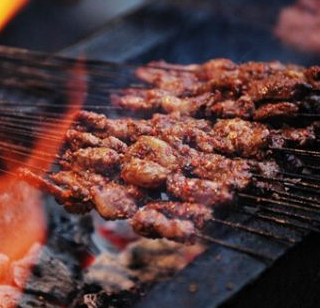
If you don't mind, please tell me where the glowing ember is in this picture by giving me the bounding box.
[0,0,30,33]
[0,59,86,302]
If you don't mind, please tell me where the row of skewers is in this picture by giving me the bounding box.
[1,54,319,259]
[19,109,319,246]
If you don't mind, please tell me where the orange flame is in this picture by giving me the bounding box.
[0,0,30,32]
[0,60,86,292]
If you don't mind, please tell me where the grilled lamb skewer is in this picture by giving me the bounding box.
[135,59,313,99]
[76,111,317,159]
[130,201,212,244]
[113,89,304,121]
[114,59,320,121]
[19,168,143,219]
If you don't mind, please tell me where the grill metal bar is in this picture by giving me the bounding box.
[209,217,296,243]
[198,233,274,262]
[239,193,320,217]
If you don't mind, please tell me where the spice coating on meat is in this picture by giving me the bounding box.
[247,73,311,101]
[121,158,170,188]
[135,61,203,95]
[77,110,152,141]
[91,182,138,220]
[123,136,179,170]
[146,202,212,228]
[62,147,120,174]
[209,95,255,119]
[167,173,234,206]
[254,102,299,120]
[130,208,197,244]
[271,124,316,148]
[208,118,270,158]
[186,152,252,190]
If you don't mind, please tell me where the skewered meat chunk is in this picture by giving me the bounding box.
[131,207,197,244]
[62,147,120,174]
[66,129,101,150]
[247,73,311,101]
[185,152,252,190]
[248,160,280,178]
[20,168,143,219]
[196,118,270,158]
[112,88,166,112]
[121,136,179,188]
[66,130,128,153]
[121,158,170,188]
[151,113,211,150]
[135,62,203,95]
[91,182,139,220]
[123,136,179,170]
[270,124,316,148]
[196,58,237,81]
[100,136,128,153]
[167,173,234,206]
[114,90,215,116]
[254,102,299,120]
[160,92,214,116]
[208,95,255,119]
[305,66,320,88]
[146,202,212,228]
[130,201,211,244]
[77,111,152,141]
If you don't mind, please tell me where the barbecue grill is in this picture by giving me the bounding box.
[1,1,320,307]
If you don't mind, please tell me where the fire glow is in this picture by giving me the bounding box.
[0,0,30,33]
[0,60,86,301]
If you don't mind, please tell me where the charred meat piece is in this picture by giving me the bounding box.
[77,110,152,141]
[305,66,320,89]
[19,168,143,219]
[146,201,212,228]
[123,136,179,170]
[197,118,270,159]
[130,207,197,244]
[121,136,179,188]
[247,72,311,101]
[151,113,211,151]
[208,95,255,119]
[91,182,140,220]
[160,92,214,116]
[254,102,299,120]
[65,130,128,153]
[271,123,316,148]
[248,159,280,178]
[167,173,234,206]
[185,152,252,190]
[121,158,170,188]
[115,90,215,116]
[130,201,211,244]
[135,61,203,95]
[66,129,101,150]
[62,147,120,174]
[196,58,238,81]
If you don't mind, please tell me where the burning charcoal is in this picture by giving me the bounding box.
[119,238,205,282]
[80,290,141,308]
[0,285,56,308]
[11,243,78,305]
[84,252,136,293]
[0,253,10,282]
